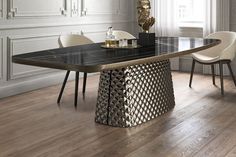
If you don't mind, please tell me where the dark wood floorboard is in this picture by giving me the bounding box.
[0,72,235,157]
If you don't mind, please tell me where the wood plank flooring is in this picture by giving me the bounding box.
[0,72,235,157]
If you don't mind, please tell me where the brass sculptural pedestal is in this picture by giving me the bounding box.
[95,60,175,128]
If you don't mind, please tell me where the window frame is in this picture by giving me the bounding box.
[177,0,204,28]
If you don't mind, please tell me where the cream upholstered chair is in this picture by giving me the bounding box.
[112,30,136,40]
[189,31,236,95]
[58,34,93,107]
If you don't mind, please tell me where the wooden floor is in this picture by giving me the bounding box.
[0,72,236,157]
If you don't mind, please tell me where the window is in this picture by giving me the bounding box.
[177,0,204,27]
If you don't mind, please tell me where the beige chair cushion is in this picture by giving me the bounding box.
[192,53,220,63]
[59,35,93,47]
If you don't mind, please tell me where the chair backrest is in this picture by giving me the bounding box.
[112,30,136,40]
[59,34,93,47]
[197,31,236,61]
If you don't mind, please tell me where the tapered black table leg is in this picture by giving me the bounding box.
[227,62,236,86]
[189,59,196,87]
[83,72,87,95]
[219,62,224,95]
[211,64,216,85]
[74,72,80,109]
[57,70,70,104]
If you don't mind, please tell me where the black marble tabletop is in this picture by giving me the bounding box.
[12,37,220,72]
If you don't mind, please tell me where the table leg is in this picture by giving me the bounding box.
[95,60,175,127]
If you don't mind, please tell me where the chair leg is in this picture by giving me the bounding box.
[226,62,236,86]
[189,59,196,87]
[57,70,70,104]
[74,72,80,109]
[82,72,87,94]
[211,64,216,85]
[219,62,224,95]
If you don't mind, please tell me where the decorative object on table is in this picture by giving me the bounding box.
[131,39,138,47]
[137,0,155,46]
[105,27,118,47]
[100,44,141,49]
[102,29,140,49]
[138,32,155,47]
[113,30,136,40]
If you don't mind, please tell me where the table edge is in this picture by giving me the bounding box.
[12,39,221,73]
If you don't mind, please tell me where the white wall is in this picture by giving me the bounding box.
[0,0,136,98]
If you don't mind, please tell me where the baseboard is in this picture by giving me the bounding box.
[0,72,99,99]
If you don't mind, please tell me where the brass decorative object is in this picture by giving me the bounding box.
[137,0,155,33]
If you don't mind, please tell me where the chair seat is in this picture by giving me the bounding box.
[192,53,220,63]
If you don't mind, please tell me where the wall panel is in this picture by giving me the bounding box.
[81,0,119,16]
[0,38,3,80]
[119,0,129,15]
[82,30,107,42]
[7,0,67,18]
[71,0,79,17]
[8,35,60,79]
[0,0,3,18]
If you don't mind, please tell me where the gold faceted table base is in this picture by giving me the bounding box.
[95,60,175,127]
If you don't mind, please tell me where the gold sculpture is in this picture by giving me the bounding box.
[137,0,155,33]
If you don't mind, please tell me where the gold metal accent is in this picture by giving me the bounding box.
[101,44,141,49]
[137,0,155,33]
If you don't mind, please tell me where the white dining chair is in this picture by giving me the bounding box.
[58,34,94,107]
[189,31,236,95]
[112,30,136,40]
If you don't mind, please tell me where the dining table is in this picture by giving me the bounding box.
[12,37,221,128]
